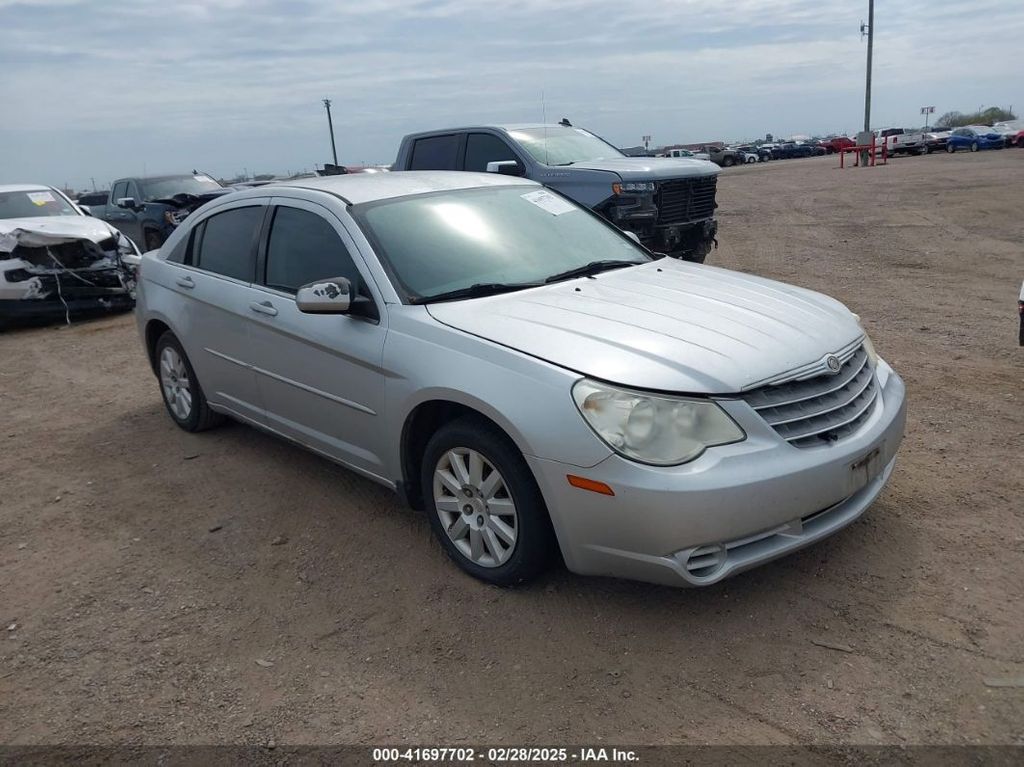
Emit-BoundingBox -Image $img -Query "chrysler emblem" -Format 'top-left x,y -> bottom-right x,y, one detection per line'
825,355 -> 842,373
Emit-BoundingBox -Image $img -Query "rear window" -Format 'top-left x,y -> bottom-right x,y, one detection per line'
409,135 -> 460,170
194,206 -> 263,282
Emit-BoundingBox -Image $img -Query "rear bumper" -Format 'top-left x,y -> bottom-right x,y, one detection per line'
528,362 -> 906,587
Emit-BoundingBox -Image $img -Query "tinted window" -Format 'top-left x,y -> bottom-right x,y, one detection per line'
264,206 -> 360,293
464,133 -> 517,172
409,135 -> 460,170
111,181 -> 129,201
77,192 -> 108,206
195,206 -> 262,281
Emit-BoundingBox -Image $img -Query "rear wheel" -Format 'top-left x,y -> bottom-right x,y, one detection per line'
721,156 -> 735,167
970,141 -> 979,152
422,416 -> 555,586
155,332 -> 224,432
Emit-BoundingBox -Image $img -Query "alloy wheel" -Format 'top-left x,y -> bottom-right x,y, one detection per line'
433,448 -> 518,568
159,346 -> 192,421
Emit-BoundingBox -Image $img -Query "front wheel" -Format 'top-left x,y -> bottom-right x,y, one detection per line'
946,143 -> 956,153
143,229 -> 165,252
423,416 -> 556,586
721,157 -> 735,167
155,332 -> 224,432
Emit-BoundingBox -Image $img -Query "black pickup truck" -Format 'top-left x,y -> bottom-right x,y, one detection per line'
85,173 -> 231,251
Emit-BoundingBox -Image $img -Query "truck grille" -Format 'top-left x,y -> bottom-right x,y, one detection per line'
739,346 -> 878,448
655,176 -> 717,224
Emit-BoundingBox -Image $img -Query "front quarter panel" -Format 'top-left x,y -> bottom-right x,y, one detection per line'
382,306 -> 612,477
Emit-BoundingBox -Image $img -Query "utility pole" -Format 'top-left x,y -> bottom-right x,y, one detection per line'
862,0 -> 874,134
323,98 -> 338,166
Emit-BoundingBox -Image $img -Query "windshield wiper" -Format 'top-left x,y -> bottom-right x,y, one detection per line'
412,282 -> 542,305
544,260 -> 640,284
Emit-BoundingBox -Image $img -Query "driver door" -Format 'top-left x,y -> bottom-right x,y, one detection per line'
243,197 -> 390,482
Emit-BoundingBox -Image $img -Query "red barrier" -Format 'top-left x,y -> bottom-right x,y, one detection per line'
838,136 -> 887,168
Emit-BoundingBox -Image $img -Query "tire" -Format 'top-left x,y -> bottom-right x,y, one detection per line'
924,145 -> 933,154
143,229 -> 165,252
422,415 -> 556,586
155,331 -> 224,432
721,156 -> 735,167
970,142 -> 979,152
946,143 -> 956,154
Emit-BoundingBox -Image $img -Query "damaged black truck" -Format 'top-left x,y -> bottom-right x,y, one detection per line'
0,184 -> 137,326
87,173 -> 231,252
392,123 -> 720,262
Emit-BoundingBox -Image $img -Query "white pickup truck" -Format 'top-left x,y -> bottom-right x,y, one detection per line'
875,127 -> 928,156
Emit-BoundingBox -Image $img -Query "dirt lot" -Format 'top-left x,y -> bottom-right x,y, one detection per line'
1,151 -> 1022,747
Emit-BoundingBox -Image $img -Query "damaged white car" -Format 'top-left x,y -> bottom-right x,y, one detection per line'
0,184 -> 138,326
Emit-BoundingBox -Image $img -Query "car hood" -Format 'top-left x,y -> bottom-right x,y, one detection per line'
426,259 -> 863,393
0,215 -> 119,254
566,157 -> 719,180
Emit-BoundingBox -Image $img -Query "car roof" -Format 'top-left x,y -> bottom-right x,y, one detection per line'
273,170 -> 539,205
0,183 -> 55,194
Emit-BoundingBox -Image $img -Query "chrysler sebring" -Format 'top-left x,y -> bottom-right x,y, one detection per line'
135,172 -> 906,587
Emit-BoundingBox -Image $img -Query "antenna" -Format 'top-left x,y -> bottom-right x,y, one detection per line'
541,91 -> 549,165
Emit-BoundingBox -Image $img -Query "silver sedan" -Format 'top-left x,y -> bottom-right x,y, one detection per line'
135,172 -> 906,587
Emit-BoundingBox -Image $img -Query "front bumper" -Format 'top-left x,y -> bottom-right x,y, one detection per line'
527,362 -> 906,587
0,294 -> 134,324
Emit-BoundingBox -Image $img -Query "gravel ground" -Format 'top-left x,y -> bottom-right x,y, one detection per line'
1,150 -> 1022,747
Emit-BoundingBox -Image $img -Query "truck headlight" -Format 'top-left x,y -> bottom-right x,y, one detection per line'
572,379 -> 745,465
612,181 -> 655,195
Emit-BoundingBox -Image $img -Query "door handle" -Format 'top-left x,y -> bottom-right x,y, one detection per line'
249,300 -> 278,317
175,276 -> 194,289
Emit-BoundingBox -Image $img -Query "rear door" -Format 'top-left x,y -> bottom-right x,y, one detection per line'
243,197 -> 390,481
163,199 -> 268,424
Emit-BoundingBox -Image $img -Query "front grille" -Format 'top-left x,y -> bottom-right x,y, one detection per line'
740,345 -> 878,448
655,176 -> 717,224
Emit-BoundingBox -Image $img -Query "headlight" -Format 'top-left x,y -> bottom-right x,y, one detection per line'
572,379 -> 745,465
116,231 -> 140,257
852,314 -> 880,367
612,181 -> 655,195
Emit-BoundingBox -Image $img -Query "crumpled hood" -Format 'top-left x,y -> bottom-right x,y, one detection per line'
426,259 -> 863,393
0,215 -> 119,254
567,156 -> 719,180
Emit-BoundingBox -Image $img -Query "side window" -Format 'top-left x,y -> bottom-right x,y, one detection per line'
111,181 -> 128,201
464,133 -> 517,172
194,206 -> 263,281
264,206 -> 361,293
409,134 -> 460,170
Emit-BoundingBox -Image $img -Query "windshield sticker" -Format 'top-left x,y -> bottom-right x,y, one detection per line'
27,191 -> 56,206
521,190 -> 576,216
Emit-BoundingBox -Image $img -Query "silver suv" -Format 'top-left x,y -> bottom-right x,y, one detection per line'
136,172 -> 906,587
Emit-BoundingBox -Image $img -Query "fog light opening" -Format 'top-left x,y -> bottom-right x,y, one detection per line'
684,544 -> 727,579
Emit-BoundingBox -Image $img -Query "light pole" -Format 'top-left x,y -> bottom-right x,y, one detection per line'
323,98 -> 338,166
862,0 -> 874,134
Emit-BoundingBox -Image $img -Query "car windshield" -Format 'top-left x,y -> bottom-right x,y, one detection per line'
0,189 -> 78,220
354,186 -> 650,302
140,174 -> 222,201
507,127 -> 624,166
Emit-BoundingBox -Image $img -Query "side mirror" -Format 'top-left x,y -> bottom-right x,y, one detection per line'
116,197 -> 139,210
296,277 -> 351,314
486,160 -> 525,177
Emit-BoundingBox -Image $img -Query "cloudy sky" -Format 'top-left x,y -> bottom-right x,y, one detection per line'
2,0 -> 1021,189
